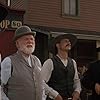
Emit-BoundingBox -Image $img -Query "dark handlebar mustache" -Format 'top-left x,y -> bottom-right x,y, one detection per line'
66,44 -> 71,47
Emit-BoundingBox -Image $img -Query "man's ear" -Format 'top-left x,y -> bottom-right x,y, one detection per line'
15,41 -> 19,48
56,43 -> 59,49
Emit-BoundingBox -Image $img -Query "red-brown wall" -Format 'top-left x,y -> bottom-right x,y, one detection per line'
0,31 -> 17,59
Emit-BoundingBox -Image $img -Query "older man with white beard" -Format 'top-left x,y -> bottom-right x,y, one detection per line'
1,25 -> 42,100
1,26 -> 62,100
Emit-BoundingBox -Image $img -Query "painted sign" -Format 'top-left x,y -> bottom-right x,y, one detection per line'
0,20 -> 22,29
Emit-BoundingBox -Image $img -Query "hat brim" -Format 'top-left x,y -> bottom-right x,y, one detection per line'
49,34 -> 77,55
0,5 -> 8,22
13,32 -> 36,41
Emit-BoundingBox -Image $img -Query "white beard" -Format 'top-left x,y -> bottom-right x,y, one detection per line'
19,45 -> 35,55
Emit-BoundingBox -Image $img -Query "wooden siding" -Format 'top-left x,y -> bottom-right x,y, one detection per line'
0,1 -> 6,5
23,0 -> 100,33
11,0 -> 25,10
0,0 -> 25,10
8,0 -> 100,33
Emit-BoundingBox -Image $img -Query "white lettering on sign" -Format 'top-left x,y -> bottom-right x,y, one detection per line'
0,20 -> 22,29
11,21 -> 22,28
0,20 -> 10,29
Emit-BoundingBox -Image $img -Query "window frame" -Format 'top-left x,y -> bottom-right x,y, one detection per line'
6,0 -> 11,7
62,0 -> 79,17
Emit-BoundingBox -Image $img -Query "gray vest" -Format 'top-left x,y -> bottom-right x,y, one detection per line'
6,52 -> 43,100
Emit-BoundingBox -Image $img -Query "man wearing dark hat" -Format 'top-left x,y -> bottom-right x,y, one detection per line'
41,34 -> 81,100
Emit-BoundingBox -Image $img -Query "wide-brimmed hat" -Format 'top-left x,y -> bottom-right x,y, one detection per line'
49,34 -> 77,55
0,4 -> 8,22
13,25 -> 36,41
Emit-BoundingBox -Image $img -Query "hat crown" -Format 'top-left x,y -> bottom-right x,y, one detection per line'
14,25 -> 36,41
15,26 -> 32,36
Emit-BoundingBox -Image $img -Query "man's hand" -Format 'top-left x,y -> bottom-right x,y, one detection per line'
55,94 -> 63,100
95,83 -> 100,95
72,91 -> 80,100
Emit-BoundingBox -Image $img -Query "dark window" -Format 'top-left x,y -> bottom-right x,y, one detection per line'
63,0 -> 79,16
6,0 -> 11,6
